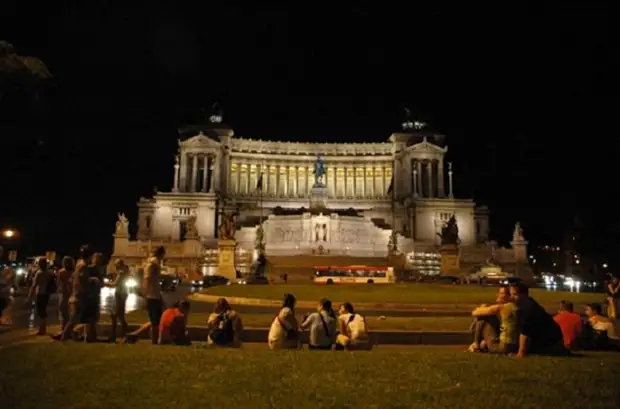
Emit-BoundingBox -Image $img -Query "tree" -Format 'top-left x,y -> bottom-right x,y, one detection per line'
0,41 -> 52,110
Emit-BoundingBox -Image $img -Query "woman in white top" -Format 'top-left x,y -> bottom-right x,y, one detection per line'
268,293 -> 299,349
336,302 -> 371,350
300,298 -> 337,350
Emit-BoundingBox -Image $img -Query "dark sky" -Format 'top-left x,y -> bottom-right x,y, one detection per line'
0,4 -> 616,262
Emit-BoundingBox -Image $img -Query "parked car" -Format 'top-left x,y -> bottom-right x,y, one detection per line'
236,276 -> 269,285
160,274 -> 180,292
191,275 -> 230,288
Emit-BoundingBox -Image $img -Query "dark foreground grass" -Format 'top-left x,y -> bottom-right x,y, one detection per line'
1,344 -> 619,409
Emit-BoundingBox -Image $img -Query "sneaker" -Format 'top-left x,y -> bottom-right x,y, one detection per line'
467,342 -> 480,352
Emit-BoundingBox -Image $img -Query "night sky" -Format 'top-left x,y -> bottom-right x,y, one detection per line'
0,4 -> 615,263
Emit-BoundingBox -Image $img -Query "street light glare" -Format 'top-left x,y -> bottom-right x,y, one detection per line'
2,229 -> 15,238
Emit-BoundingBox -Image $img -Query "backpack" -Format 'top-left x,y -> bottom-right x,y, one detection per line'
209,313 -> 235,345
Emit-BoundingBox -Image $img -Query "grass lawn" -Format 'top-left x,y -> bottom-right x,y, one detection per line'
117,311 -> 473,331
200,284 -> 605,307
1,343 -> 619,409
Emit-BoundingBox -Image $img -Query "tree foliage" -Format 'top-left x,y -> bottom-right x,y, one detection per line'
0,40 -> 52,107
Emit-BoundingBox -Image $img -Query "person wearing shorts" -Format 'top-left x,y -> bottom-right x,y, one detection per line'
28,258 -> 53,335
143,246 -> 166,344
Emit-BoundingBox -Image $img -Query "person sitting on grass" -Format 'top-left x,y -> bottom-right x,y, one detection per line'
583,303 -> 619,351
159,300 -> 191,345
300,298 -> 337,350
468,285 -> 518,354
268,293 -> 299,350
509,283 -> 567,358
553,300 -> 584,350
335,302 -> 371,350
207,298 -> 243,347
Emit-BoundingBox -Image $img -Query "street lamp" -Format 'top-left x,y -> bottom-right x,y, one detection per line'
2,229 -> 15,238
603,263 -> 608,269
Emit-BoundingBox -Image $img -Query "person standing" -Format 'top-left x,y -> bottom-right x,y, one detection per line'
53,245 -> 94,341
0,266 -> 15,325
27,258 -> 53,335
144,247 -> 165,344
109,259 -> 130,341
56,256 -> 75,331
606,278 -> 619,319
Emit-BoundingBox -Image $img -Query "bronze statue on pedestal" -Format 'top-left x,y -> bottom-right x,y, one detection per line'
437,215 -> 459,245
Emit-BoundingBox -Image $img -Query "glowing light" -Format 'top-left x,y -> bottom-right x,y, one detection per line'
125,277 -> 138,289
2,229 -> 15,238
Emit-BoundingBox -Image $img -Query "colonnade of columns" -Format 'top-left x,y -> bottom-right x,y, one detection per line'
174,152 -> 220,193
409,158 -> 453,198
227,160 -> 394,199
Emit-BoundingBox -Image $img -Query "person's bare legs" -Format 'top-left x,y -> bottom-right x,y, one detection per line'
125,322 -> 151,343
119,311 -> 128,339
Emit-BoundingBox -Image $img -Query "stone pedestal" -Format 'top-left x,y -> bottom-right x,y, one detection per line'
440,244 -> 460,276
309,184 -> 328,210
217,239 -> 237,280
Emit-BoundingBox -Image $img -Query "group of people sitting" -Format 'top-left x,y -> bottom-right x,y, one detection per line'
139,295 -> 370,350
267,295 -> 370,350
469,283 -> 619,357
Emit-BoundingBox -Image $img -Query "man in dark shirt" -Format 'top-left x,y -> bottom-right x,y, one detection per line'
510,283 -> 566,358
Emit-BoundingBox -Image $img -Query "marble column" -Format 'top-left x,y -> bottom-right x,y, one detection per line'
236,161 -> 241,195
173,155 -> 180,192
426,161 -> 433,198
448,162 -> 454,198
276,165 -> 281,197
353,167 -> 358,197
201,155 -> 209,192
246,162 -> 251,195
295,165 -> 300,197
412,166 -> 418,198
211,154 -> 219,193
190,154 -> 198,192
382,166 -> 387,196
416,162 -> 423,197
179,153 -> 188,192
361,166 -> 366,198
437,158 -> 445,197
405,158 -> 412,197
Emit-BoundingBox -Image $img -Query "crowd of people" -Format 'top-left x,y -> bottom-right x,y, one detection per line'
469,284 -> 619,356
1,245 -> 619,354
